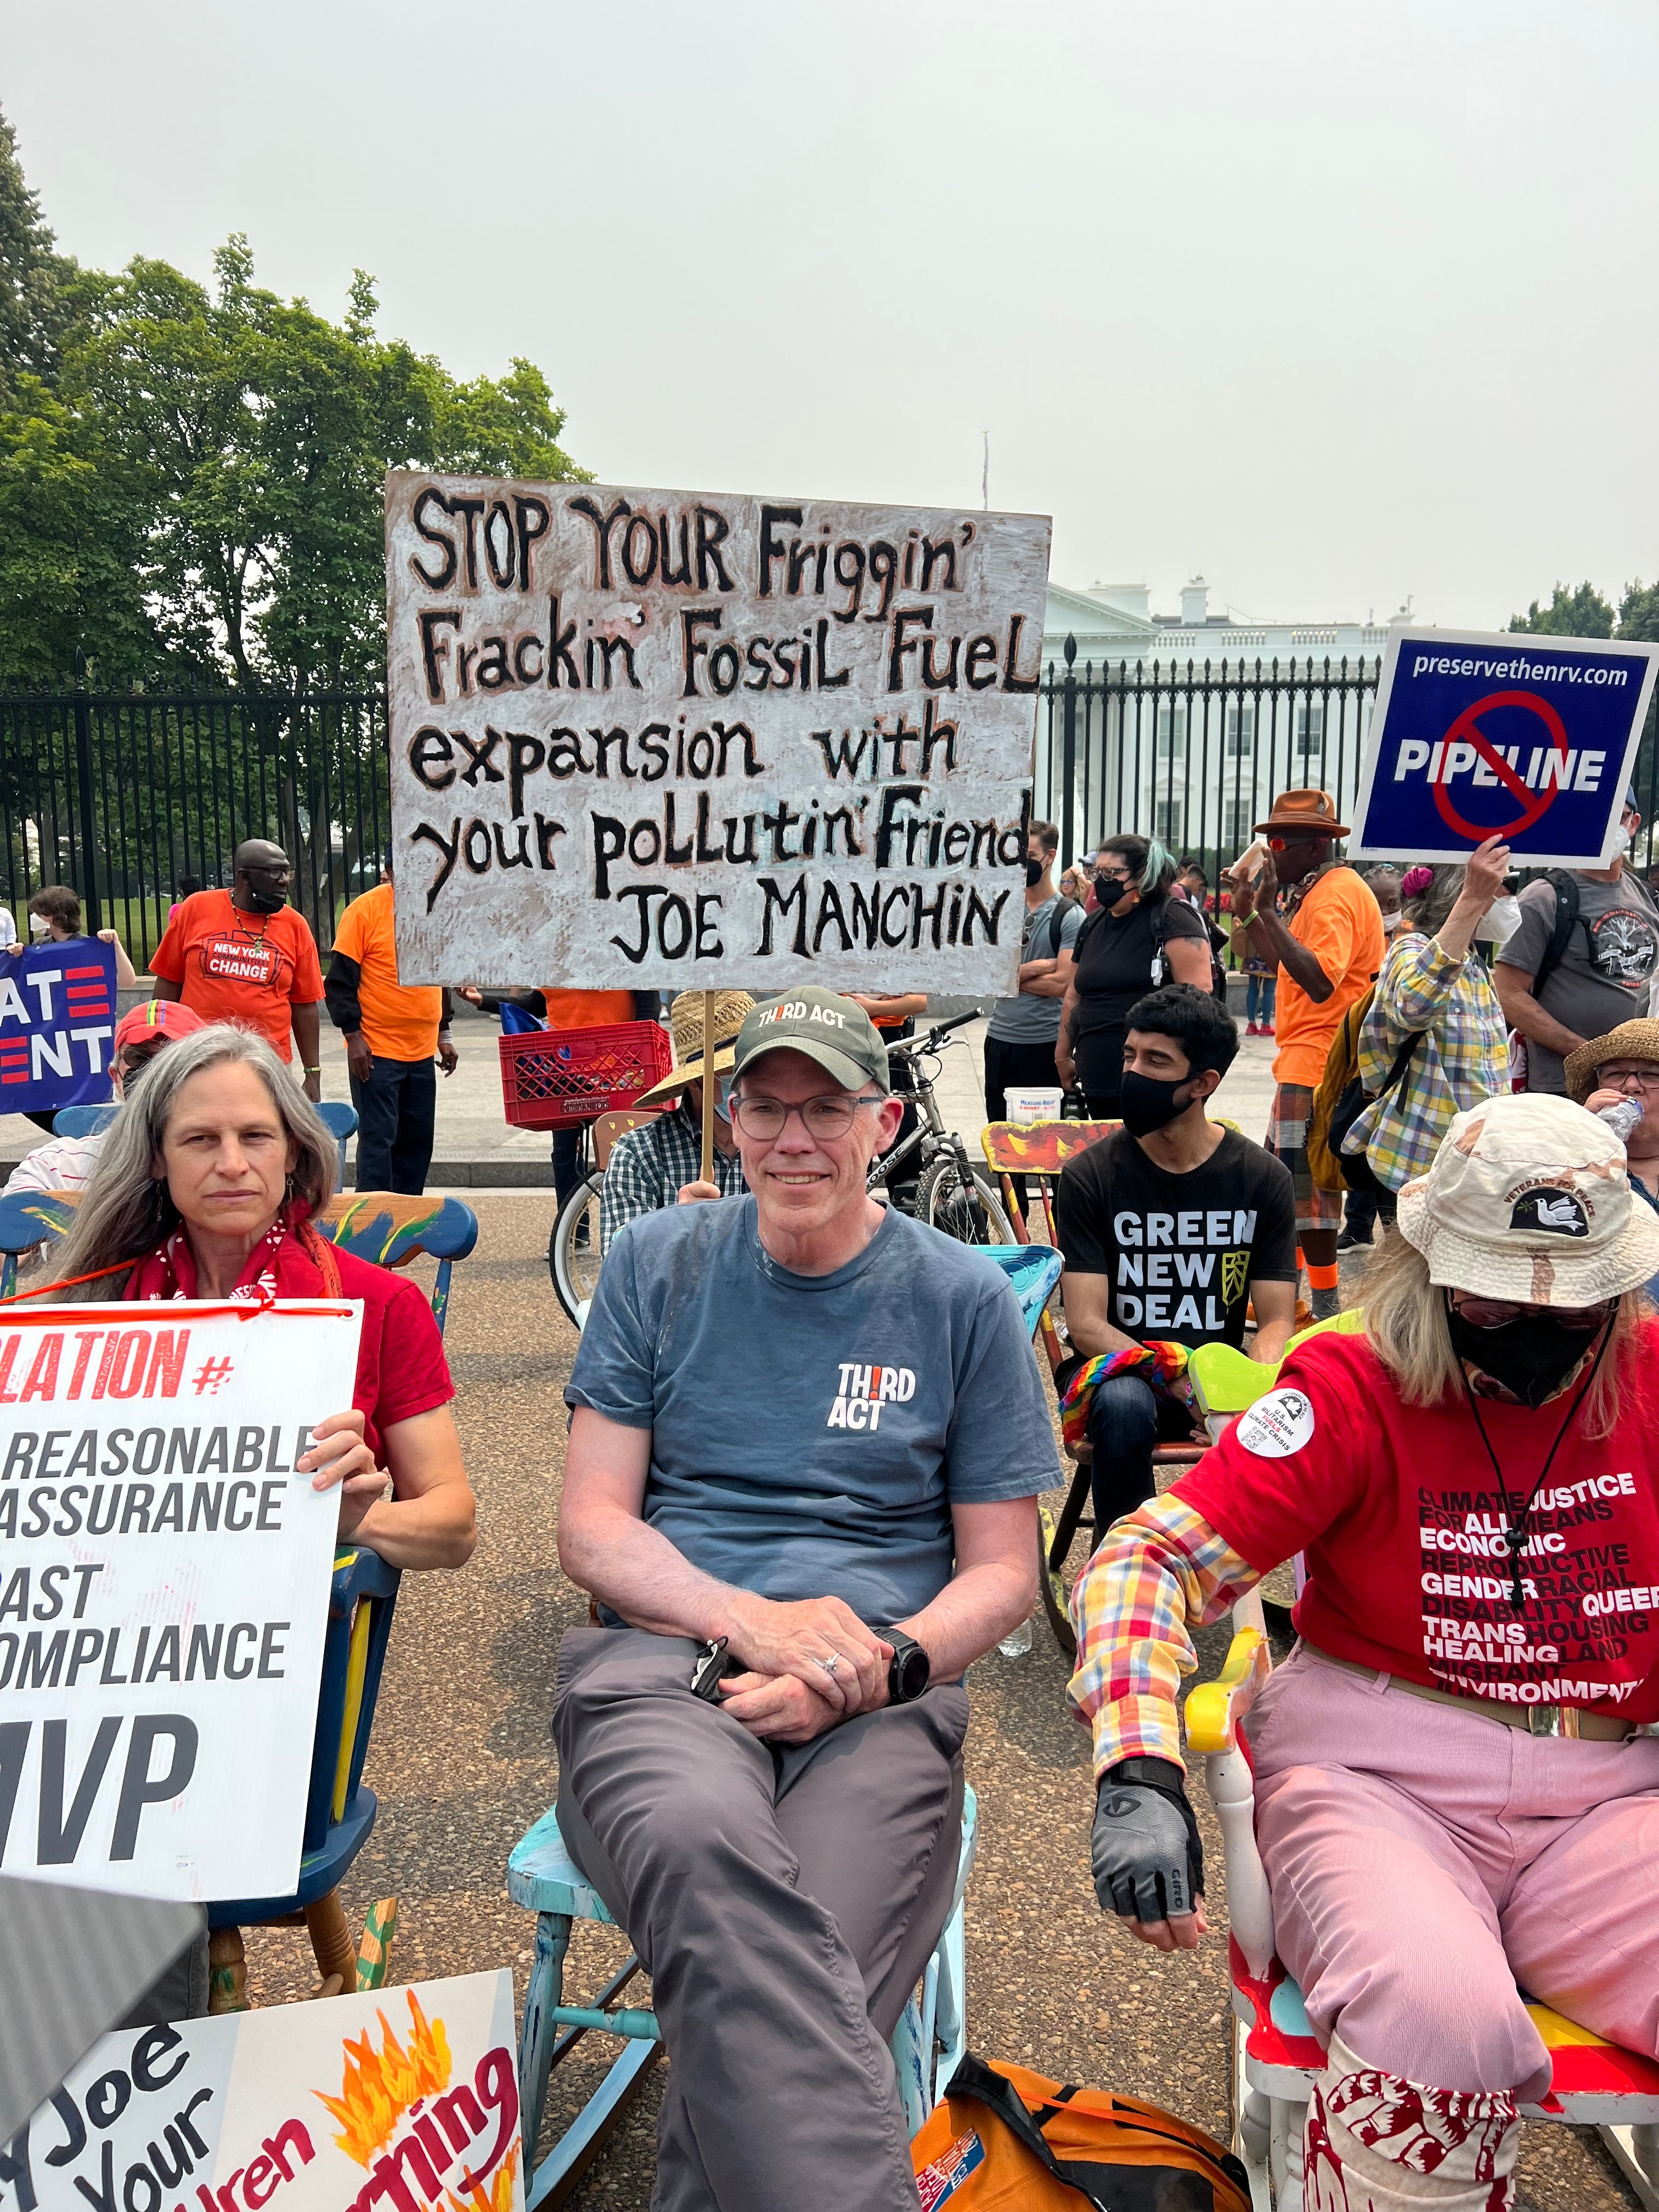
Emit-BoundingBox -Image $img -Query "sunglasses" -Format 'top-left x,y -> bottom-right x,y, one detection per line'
1450,1294 -> 1612,1330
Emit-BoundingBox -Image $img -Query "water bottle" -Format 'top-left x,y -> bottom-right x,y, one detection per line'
998,1614 -> 1034,1658
1598,1097 -> 1644,1146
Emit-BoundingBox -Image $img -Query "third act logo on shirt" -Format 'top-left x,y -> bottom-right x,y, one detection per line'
827,1362 -> 917,1430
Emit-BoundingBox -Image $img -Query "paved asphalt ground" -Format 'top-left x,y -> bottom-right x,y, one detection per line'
224,1167 -> 1638,2211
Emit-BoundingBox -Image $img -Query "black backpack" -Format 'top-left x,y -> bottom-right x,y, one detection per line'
1040,894 -> 1083,960
1528,870 -> 1582,998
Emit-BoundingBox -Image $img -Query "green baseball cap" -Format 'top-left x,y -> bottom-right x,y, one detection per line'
731,989 -> 891,1094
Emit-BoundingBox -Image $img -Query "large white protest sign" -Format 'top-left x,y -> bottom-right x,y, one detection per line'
385,476 -> 1052,991
5,1972 -> 523,2212
0,1301 -> 360,1901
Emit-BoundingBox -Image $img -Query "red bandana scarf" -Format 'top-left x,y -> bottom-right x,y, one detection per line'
123,1204 -> 342,1303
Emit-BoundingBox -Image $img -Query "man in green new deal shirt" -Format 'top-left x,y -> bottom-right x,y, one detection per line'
1055,983 -> 1298,1538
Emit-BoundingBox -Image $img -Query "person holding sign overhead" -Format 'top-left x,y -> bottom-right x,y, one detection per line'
149,842 -> 326,1101
1493,792 -> 1659,1096
1228,790 -> 1384,1319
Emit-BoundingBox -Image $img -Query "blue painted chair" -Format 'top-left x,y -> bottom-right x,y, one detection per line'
508,1789 -> 978,2209
51,1102 -> 118,1138
316,1099 -> 359,1194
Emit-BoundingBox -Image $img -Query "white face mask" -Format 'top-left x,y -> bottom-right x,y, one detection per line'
1609,822 -> 1633,860
1481,894 -> 1523,947
27,912 -> 50,938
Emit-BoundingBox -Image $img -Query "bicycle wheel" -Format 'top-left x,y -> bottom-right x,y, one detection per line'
549,1169 -> 606,1325
915,1155 -> 1013,1246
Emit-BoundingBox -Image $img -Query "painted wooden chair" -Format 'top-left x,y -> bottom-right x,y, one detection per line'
51,1102 -> 118,1138
0,1183 -> 479,2007
1183,1336 -> 1659,2211
507,1791 -> 979,2210
316,1099 -> 360,1193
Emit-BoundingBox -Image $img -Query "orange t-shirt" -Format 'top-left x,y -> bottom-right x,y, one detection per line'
541,989 -> 634,1030
150,889 -> 324,1062
1272,866 -> 1385,1088
331,883 -> 442,1061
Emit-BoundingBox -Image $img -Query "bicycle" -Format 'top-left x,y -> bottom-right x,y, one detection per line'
546,1009 -> 1012,1325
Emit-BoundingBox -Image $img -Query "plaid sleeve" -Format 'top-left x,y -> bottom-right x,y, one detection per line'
599,1126 -> 668,1255
1066,1492 -> 1263,1778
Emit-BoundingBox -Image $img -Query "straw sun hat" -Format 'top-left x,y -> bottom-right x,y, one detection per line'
1563,1018 -> 1659,1105
633,989 -> 756,1107
1396,1091 -> 1659,1306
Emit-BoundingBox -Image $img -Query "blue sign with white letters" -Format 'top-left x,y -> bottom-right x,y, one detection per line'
1349,627 -> 1659,867
0,936 -> 119,1115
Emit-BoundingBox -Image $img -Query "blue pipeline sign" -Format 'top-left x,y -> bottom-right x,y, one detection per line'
0,938 -> 119,1114
1350,627 -> 1659,867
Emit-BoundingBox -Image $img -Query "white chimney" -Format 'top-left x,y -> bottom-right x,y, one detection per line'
1181,576 -> 1209,627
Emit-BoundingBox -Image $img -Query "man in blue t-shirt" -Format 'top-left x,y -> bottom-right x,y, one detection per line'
559,988 -> 1058,2210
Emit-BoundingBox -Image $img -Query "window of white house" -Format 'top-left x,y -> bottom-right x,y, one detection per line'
1295,703 -> 1325,755
1153,799 -> 1185,847
1225,704 -> 1254,757
1223,798 -> 1255,849
1155,703 -> 1187,758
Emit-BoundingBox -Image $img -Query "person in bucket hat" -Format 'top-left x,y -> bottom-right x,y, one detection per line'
1565,1015 -> 1659,1214
597,989 -> 754,1254
1068,1087 -> 1659,2208
4,999 -> 207,1197
1227,788 -> 1385,1319
556,985 -> 1058,2209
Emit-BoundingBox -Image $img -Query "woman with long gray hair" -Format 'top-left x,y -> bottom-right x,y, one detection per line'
47,1024 -> 475,1572
33,1023 -> 475,2027
1336,833 -> 1514,1227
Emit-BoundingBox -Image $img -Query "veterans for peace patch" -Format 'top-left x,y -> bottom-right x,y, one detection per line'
1234,1386 -> 1315,1459
1508,1186 -> 1589,1238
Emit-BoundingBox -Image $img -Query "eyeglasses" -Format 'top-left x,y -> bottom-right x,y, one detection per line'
1600,1065 -> 1659,1090
1450,1294 -> 1612,1331
728,1094 -> 883,1141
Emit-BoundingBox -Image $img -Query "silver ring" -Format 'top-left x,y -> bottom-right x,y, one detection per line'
814,1652 -> 840,1677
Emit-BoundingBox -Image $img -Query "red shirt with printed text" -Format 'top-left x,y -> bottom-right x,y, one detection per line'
150,890 -> 324,1059
1175,1324 -> 1659,1720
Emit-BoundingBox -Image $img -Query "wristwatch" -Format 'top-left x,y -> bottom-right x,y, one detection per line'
882,1629 -> 931,1705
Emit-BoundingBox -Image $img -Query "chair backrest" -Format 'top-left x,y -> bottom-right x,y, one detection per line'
982,1244 -> 1064,1341
592,1105 -> 664,1172
313,1192 -> 479,1339
316,1101 -> 360,1195
52,1103 -> 118,1138
0,1186 -> 478,1338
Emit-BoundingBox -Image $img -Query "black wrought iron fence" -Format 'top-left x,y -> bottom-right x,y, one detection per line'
0,676 -> 390,966
1034,643 -> 1386,881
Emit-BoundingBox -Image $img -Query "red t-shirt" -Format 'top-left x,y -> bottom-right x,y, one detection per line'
312,1246 -> 453,1458
150,890 -> 324,1060
1176,1324 -> 1659,1724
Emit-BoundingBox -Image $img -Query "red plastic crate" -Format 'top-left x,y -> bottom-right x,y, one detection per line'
498,1019 -> 673,1128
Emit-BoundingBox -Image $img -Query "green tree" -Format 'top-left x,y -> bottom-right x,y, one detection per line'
0,374 -> 157,681
0,105 -> 77,404
68,239 -> 589,690
1617,579 -> 1659,644
1509,581 -> 1616,637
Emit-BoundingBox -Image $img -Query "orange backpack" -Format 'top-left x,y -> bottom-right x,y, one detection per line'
911,2055 -> 1250,2211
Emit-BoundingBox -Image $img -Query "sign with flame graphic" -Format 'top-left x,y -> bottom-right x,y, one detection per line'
6,1974 -> 522,2212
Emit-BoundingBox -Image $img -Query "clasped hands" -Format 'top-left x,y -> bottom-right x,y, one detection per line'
715,1592 -> 896,1745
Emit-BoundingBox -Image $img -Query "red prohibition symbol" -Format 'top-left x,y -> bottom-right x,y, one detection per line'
1430,690 -> 1571,840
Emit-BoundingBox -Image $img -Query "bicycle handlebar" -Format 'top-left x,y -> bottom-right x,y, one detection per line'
886,1007 -> 980,1055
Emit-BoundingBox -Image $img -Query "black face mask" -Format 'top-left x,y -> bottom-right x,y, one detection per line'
1025,857 -> 1046,887
1119,1070 -> 1195,1138
241,881 -> 287,913
1444,1297 -> 1611,1408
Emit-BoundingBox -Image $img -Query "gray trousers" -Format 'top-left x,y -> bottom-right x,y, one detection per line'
554,1626 -> 968,2212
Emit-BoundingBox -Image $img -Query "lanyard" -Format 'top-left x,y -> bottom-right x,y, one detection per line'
1455,1322 -> 1613,1611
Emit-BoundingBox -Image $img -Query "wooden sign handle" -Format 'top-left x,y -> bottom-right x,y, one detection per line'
700,990 -> 716,1185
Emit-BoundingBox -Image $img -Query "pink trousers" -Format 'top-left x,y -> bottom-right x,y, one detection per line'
1248,1643 -> 1659,2103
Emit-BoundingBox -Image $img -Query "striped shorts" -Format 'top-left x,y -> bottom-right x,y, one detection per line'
1265,1080 -> 1342,1235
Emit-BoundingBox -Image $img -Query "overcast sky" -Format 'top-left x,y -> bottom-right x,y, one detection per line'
5,0 -> 1656,630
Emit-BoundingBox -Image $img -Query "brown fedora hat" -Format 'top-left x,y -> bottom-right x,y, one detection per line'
1252,787 -> 1350,840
